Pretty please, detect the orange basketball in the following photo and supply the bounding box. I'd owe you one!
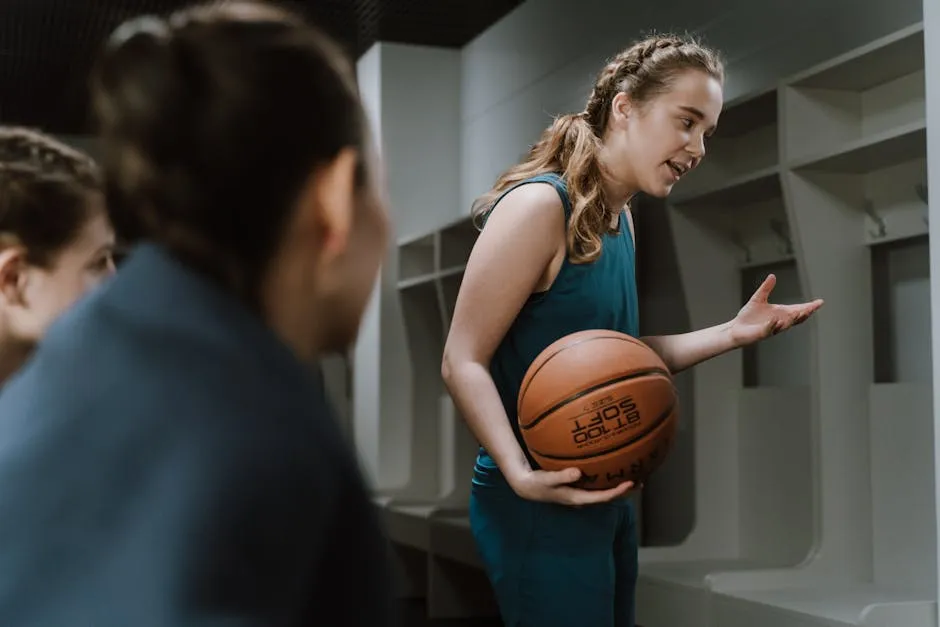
[517,329,679,490]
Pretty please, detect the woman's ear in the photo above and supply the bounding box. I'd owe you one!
[292,147,359,263]
[609,91,635,128]
[0,247,28,307]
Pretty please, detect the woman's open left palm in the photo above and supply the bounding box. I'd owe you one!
[731,274,824,348]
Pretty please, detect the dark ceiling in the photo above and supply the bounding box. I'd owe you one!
[0,0,524,135]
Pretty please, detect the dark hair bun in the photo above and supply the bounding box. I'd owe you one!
[91,2,366,301]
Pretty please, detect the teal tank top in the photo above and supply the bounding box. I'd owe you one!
[478,172,640,472]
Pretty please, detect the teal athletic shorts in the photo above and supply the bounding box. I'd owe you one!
[468,454,639,627]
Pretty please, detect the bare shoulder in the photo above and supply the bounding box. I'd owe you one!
[480,181,566,237]
[473,181,567,281]
[445,182,566,363]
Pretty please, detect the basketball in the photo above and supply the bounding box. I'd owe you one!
[517,329,679,490]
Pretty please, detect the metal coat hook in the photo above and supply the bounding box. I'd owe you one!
[769,218,793,255]
[863,200,886,239]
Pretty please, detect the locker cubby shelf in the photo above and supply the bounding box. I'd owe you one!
[387,214,481,510]
[384,214,492,618]
[641,21,934,627]
[381,20,934,627]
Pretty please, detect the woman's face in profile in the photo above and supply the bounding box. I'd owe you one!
[18,207,116,341]
[291,133,389,355]
[0,198,116,345]
[330,143,390,350]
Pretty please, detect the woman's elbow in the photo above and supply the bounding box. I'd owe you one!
[441,343,462,387]
[441,350,454,385]
[441,345,477,390]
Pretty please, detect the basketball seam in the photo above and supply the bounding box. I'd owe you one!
[516,333,657,417]
[528,401,676,461]
[519,368,673,430]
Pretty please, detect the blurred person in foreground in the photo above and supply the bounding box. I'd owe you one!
[0,3,395,626]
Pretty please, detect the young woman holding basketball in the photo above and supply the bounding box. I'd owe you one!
[442,35,824,627]
[0,127,116,386]
[0,3,393,625]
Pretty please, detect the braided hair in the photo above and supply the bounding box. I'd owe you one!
[472,34,724,264]
[0,127,103,266]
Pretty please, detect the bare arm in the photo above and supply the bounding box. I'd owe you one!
[620,207,729,374]
[640,322,738,374]
[622,209,820,373]
[442,184,632,504]
[640,283,822,374]
[442,184,562,485]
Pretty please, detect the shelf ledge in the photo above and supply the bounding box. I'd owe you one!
[789,119,926,174]
[671,165,781,207]
[714,583,935,627]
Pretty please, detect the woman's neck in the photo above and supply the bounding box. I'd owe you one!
[597,142,638,211]
[0,339,32,386]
